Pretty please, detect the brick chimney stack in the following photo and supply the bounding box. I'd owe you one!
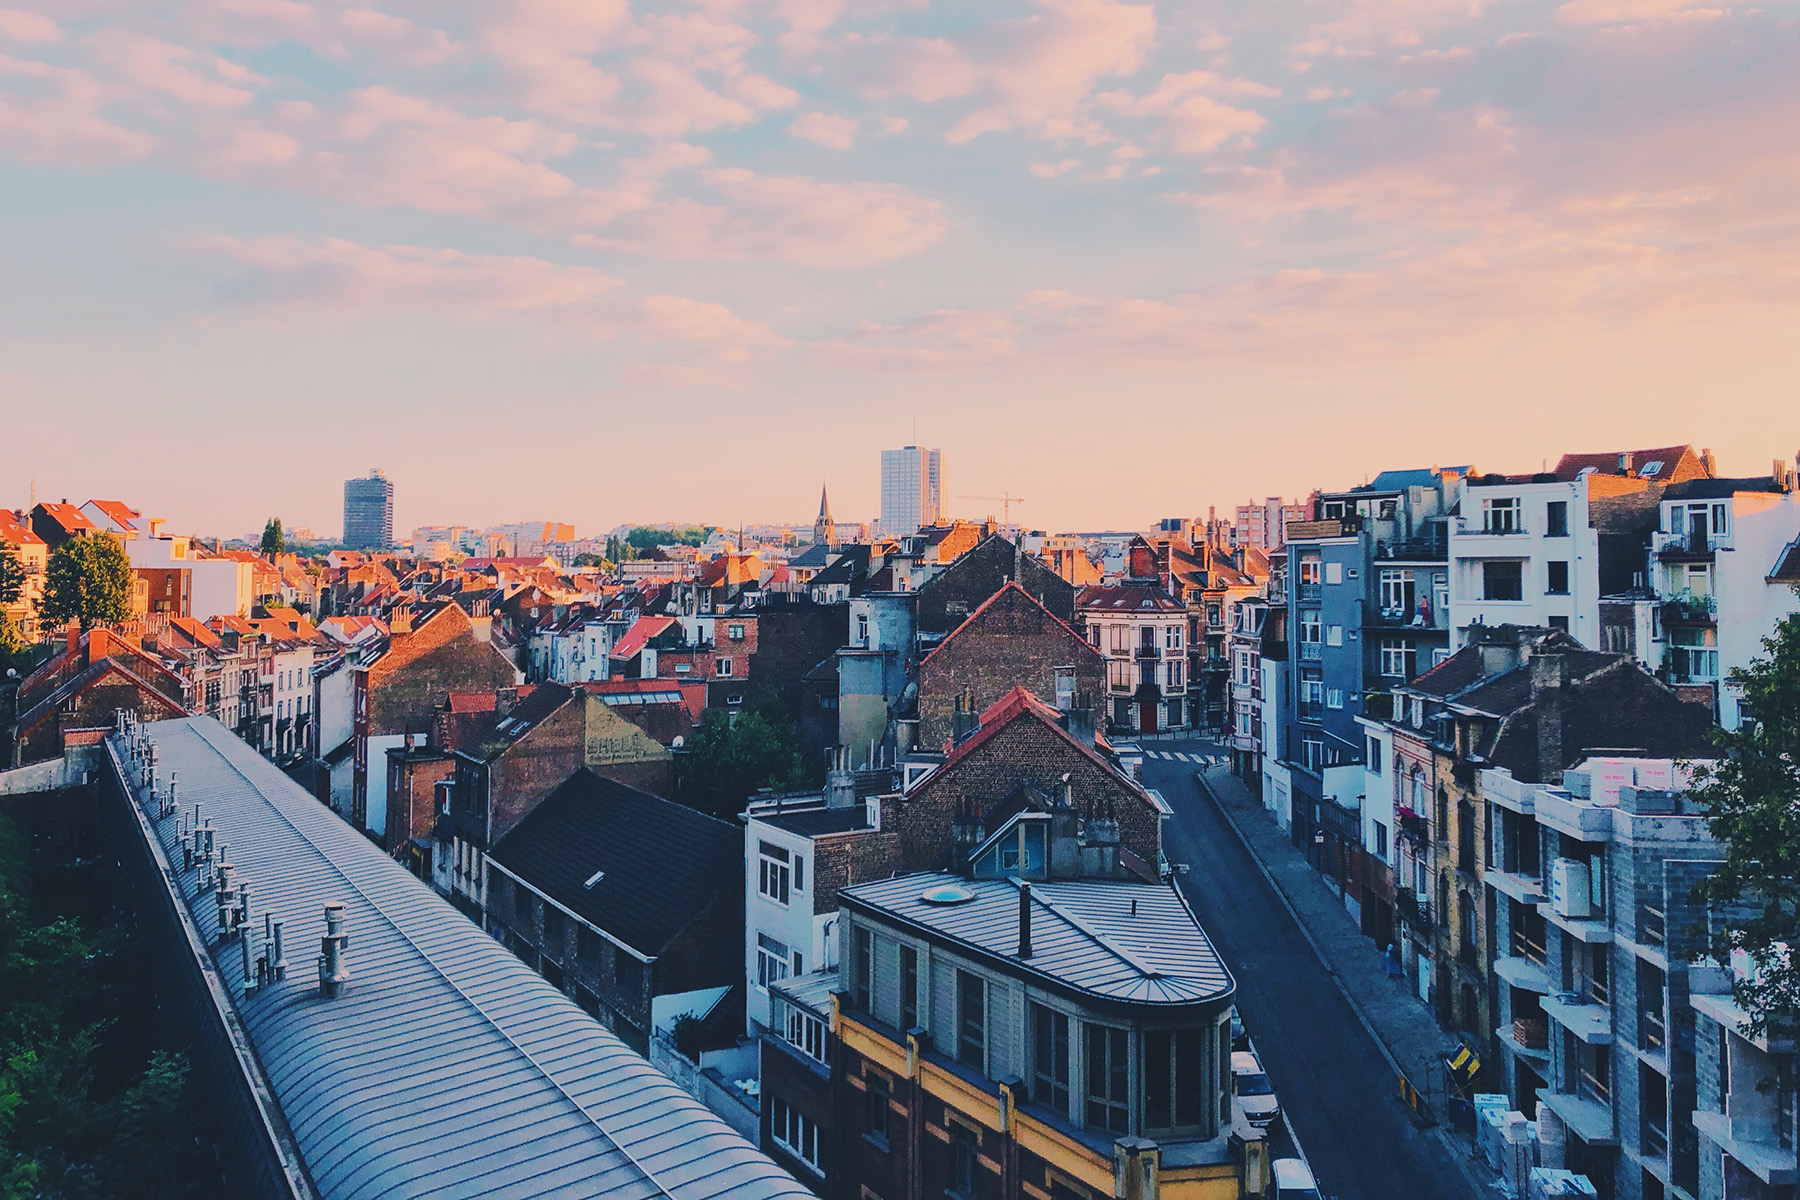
[1530,642,1567,784]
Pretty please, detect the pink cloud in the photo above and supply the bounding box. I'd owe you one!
[0,53,157,164]
[0,8,60,43]
[835,0,1157,145]
[205,233,789,358]
[84,30,265,108]
[1098,72,1270,153]
[579,166,947,266]
[789,109,857,148]
[1555,0,1726,26]
[189,0,459,64]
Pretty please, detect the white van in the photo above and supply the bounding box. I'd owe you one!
[1231,1049,1280,1128]
[1273,1158,1321,1200]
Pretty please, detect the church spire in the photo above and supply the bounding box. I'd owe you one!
[814,484,835,547]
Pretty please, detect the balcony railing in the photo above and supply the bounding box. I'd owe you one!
[1643,1116,1668,1159]
[1513,927,1547,968]
[1298,583,1322,601]
[1637,904,1666,949]
[1300,642,1323,661]
[1640,1007,1666,1053]
[1135,645,1162,660]
[1396,888,1432,929]
[1578,1066,1611,1106]
[1661,594,1717,624]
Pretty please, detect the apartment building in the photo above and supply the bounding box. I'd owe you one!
[1484,758,1720,1200]
[1076,538,1188,733]
[1646,467,1800,730]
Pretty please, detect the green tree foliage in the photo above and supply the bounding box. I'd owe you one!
[675,709,811,820]
[0,542,24,609]
[0,808,213,1198]
[37,537,132,632]
[260,518,285,557]
[625,525,713,553]
[1691,597,1800,1038]
[571,552,611,569]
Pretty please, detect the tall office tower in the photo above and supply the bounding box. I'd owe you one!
[879,446,945,537]
[343,469,394,550]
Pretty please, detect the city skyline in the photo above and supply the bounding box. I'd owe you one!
[3,1,1797,535]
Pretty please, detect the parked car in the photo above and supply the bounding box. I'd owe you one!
[1273,1158,1321,1200]
[1230,1005,1247,1049]
[1231,1049,1280,1128]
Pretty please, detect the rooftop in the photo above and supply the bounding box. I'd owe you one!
[841,873,1233,1008]
[111,718,808,1200]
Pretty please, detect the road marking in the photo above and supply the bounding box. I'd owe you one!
[1174,752,1194,762]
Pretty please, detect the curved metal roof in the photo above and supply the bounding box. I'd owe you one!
[119,717,812,1200]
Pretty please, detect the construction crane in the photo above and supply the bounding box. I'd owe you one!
[958,492,1025,530]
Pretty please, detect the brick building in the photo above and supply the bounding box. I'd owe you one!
[915,535,1075,643]
[486,769,745,1055]
[11,627,190,765]
[915,581,1104,748]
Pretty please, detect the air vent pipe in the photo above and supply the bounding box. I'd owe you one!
[319,902,351,999]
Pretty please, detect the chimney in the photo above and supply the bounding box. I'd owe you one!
[952,689,980,745]
[319,901,351,999]
[1530,643,1567,784]
[1701,448,1717,478]
[825,746,856,809]
[1064,695,1096,747]
[495,686,519,718]
[1017,883,1033,958]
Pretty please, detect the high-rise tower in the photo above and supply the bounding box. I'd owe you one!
[343,469,394,550]
[878,446,944,537]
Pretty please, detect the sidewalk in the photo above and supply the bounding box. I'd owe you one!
[1195,764,1496,1194]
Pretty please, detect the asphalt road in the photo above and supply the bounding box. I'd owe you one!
[1141,738,1479,1200]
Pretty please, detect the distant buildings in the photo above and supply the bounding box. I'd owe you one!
[879,446,944,537]
[343,468,394,550]
[1234,496,1308,552]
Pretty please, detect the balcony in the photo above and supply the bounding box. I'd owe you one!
[1494,954,1552,994]
[1543,992,1613,1044]
[1298,582,1322,602]
[1540,1089,1618,1147]
[1498,1020,1551,1064]
[1365,606,1434,629]
[1656,529,1723,559]
[1299,642,1323,661]
[1374,535,1447,563]
[1691,1110,1799,1186]
[1487,866,1547,905]
[1661,594,1717,627]
[1395,887,1432,930]
[1135,645,1162,660]
[1640,1006,1667,1054]
[1642,1116,1669,1160]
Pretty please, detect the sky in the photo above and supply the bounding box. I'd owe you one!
[1,0,1798,540]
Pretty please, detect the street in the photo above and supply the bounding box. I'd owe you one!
[1139,737,1480,1200]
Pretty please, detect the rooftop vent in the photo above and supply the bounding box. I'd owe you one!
[319,902,351,999]
[919,883,975,907]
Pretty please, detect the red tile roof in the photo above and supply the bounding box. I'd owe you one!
[446,685,540,713]
[34,502,96,536]
[610,615,677,662]
[0,510,43,546]
[935,685,1124,781]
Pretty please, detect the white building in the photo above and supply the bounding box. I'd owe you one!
[878,445,944,537]
[742,768,878,1036]
[127,536,255,621]
[1647,468,1800,730]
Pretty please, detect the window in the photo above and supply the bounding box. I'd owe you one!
[1143,1028,1207,1133]
[1301,733,1325,772]
[1109,624,1130,653]
[576,925,599,964]
[900,944,919,1030]
[951,1123,978,1198]
[716,657,734,676]
[793,854,805,893]
[957,970,986,1071]
[542,904,564,946]
[1546,501,1569,537]
[1367,737,1382,773]
[1299,669,1324,709]
[1084,1024,1129,1133]
[865,1069,891,1144]
[1235,650,1254,686]
[857,614,869,645]
[1299,609,1322,649]
[1483,497,1522,533]
[758,841,791,905]
[1326,688,1345,710]
[727,623,745,641]
[1669,628,1718,681]
[614,950,645,994]
[1482,561,1524,601]
[758,933,791,990]
[786,1003,827,1062]
[1381,638,1416,679]
[1548,616,1570,632]
[854,926,872,1011]
[1379,569,1415,616]
[1168,660,1184,689]
[1325,561,1343,585]
[769,1096,821,1173]
[1299,554,1322,593]
[1326,624,1343,647]
[1032,1003,1071,1114]
[1374,821,1389,859]
[1165,624,1182,650]
[1108,661,1132,691]
[1547,561,1570,595]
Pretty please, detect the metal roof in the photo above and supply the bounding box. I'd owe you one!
[116,717,812,1200]
[840,872,1233,1007]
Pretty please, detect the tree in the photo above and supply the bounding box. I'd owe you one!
[0,541,24,609]
[674,709,811,820]
[571,552,611,569]
[260,518,285,557]
[37,536,132,632]
[1691,596,1800,1039]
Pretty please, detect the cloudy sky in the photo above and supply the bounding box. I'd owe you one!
[2,0,1797,538]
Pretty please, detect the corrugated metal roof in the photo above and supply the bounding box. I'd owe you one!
[117,717,812,1200]
[841,873,1233,1007]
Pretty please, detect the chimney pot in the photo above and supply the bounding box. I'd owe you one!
[319,901,351,998]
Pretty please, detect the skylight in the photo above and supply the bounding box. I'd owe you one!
[584,869,606,889]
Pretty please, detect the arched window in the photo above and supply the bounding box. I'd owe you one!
[1436,785,1449,830]
[1410,767,1427,816]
